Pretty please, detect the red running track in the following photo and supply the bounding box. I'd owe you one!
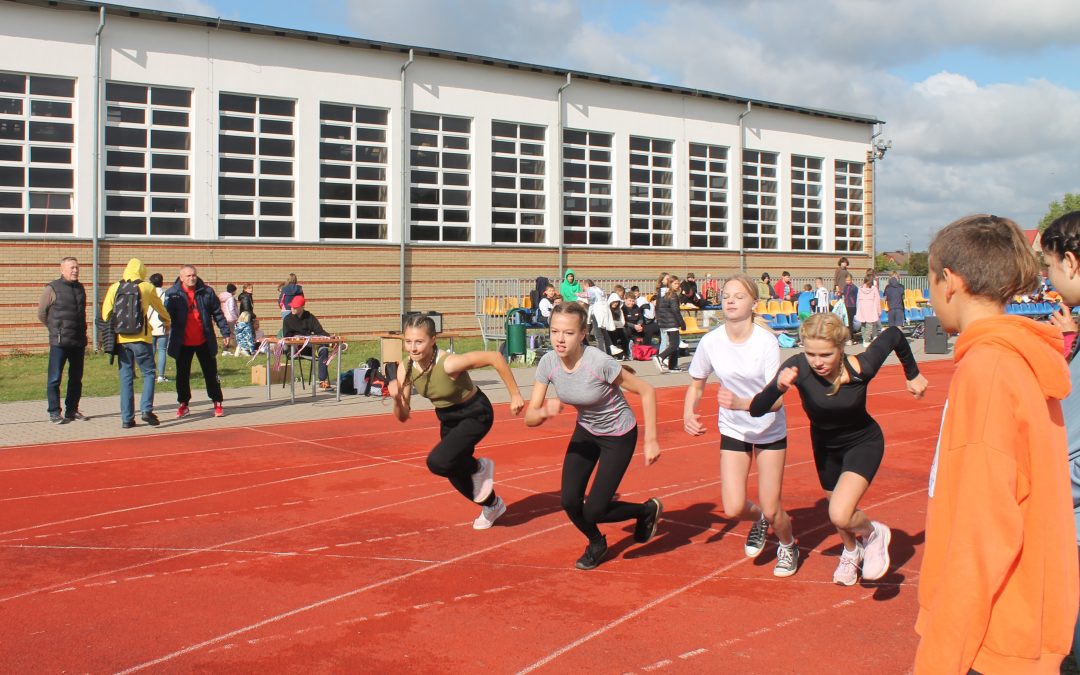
[0,360,954,673]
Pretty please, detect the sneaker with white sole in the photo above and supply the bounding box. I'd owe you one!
[833,543,864,586]
[471,457,495,503]
[861,521,892,581]
[472,496,506,530]
[634,498,663,543]
[773,542,800,577]
[744,516,769,558]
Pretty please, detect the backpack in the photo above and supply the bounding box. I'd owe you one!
[111,280,145,335]
[632,343,659,361]
[354,357,382,396]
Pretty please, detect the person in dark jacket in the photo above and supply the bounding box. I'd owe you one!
[278,274,303,319]
[842,273,859,343]
[282,296,333,389]
[655,276,686,372]
[883,271,905,329]
[237,283,255,321]
[37,256,87,424]
[164,265,231,418]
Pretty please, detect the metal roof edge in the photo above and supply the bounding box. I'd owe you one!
[11,0,884,126]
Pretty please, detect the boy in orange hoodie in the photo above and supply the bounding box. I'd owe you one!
[916,215,1079,673]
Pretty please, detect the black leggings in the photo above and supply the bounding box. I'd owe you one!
[561,424,648,542]
[430,390,498,507]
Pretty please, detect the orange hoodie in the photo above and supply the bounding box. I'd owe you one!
[916,315,1078,674]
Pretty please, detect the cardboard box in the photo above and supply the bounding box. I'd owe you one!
[251,364,293,386]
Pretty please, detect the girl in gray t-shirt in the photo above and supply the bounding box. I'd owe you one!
[526,302,663,571]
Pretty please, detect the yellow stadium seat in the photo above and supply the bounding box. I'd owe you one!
[766,300,782,315]
[754,301,768,315]
[682,315,709,335]
[779,300,795,315]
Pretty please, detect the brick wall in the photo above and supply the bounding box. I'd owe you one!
[5,240,871,352]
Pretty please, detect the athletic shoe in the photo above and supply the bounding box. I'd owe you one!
[472,496,506,530]
[65,410,88,421]
[49,414,67,425]
[575,535,608,570]
[156,376,168,383]
[471,457,495,503]
[833,543,864,586]
[773,542,800,578]
[176,403,190,419]
[744,516,769,558]
[140,412,160,427]
[634,498,663,543]
[653,355,667,372]
[679,340,690,349]
[121,419,136,429]
[213,402,224,418]
[861,521,892,581]
[668,367,684,373]
[318,380,333,390]
[609,345,624,356]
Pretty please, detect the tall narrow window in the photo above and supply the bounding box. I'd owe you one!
[688,143,728,249]
[629,136,673,247]
[104,82,191,236]
[218,93,296,238]
[741,149,778,250]
[835,160,864,252]
[790,155,823,250]
[319,103,389,241]
[491,121,546,244]
[562,129,612,246]
[409,112,471,242]
[0,73,75,234]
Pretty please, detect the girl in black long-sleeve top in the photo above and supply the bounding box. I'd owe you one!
[718,313,928,586]
[655,277,686,372]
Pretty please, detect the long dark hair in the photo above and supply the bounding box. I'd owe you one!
[401,314,438,390]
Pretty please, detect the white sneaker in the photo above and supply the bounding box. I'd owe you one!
[155,376,167,383]
[471,457,495,503]
[679,340,690,349]
[653,355,667,372]
[833,543,864,586]
[861,521,892,581]
[473,496,506,530]
[609,345,624,356]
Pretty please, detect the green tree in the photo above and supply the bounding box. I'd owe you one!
[1039,193,1080,230]
[908,251,929,276]
[874,253,900,272]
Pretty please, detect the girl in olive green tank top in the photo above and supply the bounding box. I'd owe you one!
[388,316,525,531]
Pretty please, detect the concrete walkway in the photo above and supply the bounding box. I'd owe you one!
[0,340,953,448]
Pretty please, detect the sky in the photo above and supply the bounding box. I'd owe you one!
[116,0,1080,252]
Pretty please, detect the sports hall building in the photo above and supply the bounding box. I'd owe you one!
[0,0,879,350]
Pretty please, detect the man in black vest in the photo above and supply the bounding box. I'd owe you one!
[37,256,87,424]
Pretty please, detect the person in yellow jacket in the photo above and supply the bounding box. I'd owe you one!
[917,215,1079,674]
[102,258,170,429]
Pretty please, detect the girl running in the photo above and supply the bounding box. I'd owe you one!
[718,313,927,585]
[388,315,525,530]
[683,274,798,577]
[525,302,663,570]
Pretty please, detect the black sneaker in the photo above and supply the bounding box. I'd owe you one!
[49,414,67,425]
[575,536,608,570]
[744,516,769,558]
[634,498,663,544]
[65,411,88,422]
[122,419,136,429]
[141,412,160,427]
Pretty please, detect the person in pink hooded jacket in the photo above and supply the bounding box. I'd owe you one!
[855,272,882,345]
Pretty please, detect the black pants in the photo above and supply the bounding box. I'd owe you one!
[659,328,680,369]
[430,390,498,507]
[846,305,859,342]
[175,342,223,404]
[561,425,647,542]
[296,345,329,381]
[626,323,660,347]
[46,345,83,416]
[608,328,629,356]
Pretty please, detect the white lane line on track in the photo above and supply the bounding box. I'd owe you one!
[514,486,929,674]
[112,522,572,675]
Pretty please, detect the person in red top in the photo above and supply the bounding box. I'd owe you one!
[916,215,1079,673]
[163,265,232,418]
[773,271,796,302]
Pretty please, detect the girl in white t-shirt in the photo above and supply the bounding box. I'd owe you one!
[683,273,799,577]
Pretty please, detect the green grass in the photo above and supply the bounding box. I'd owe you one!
[0,337,495,404]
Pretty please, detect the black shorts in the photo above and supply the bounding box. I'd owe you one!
[719,436,787,453]
[810,422,884,491]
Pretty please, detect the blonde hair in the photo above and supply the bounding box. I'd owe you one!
[799,313,849,395]
[722,273,773,331]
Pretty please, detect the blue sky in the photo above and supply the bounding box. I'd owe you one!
[119,0,1080,251]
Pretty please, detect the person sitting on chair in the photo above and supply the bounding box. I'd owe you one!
[282,296,333,390]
